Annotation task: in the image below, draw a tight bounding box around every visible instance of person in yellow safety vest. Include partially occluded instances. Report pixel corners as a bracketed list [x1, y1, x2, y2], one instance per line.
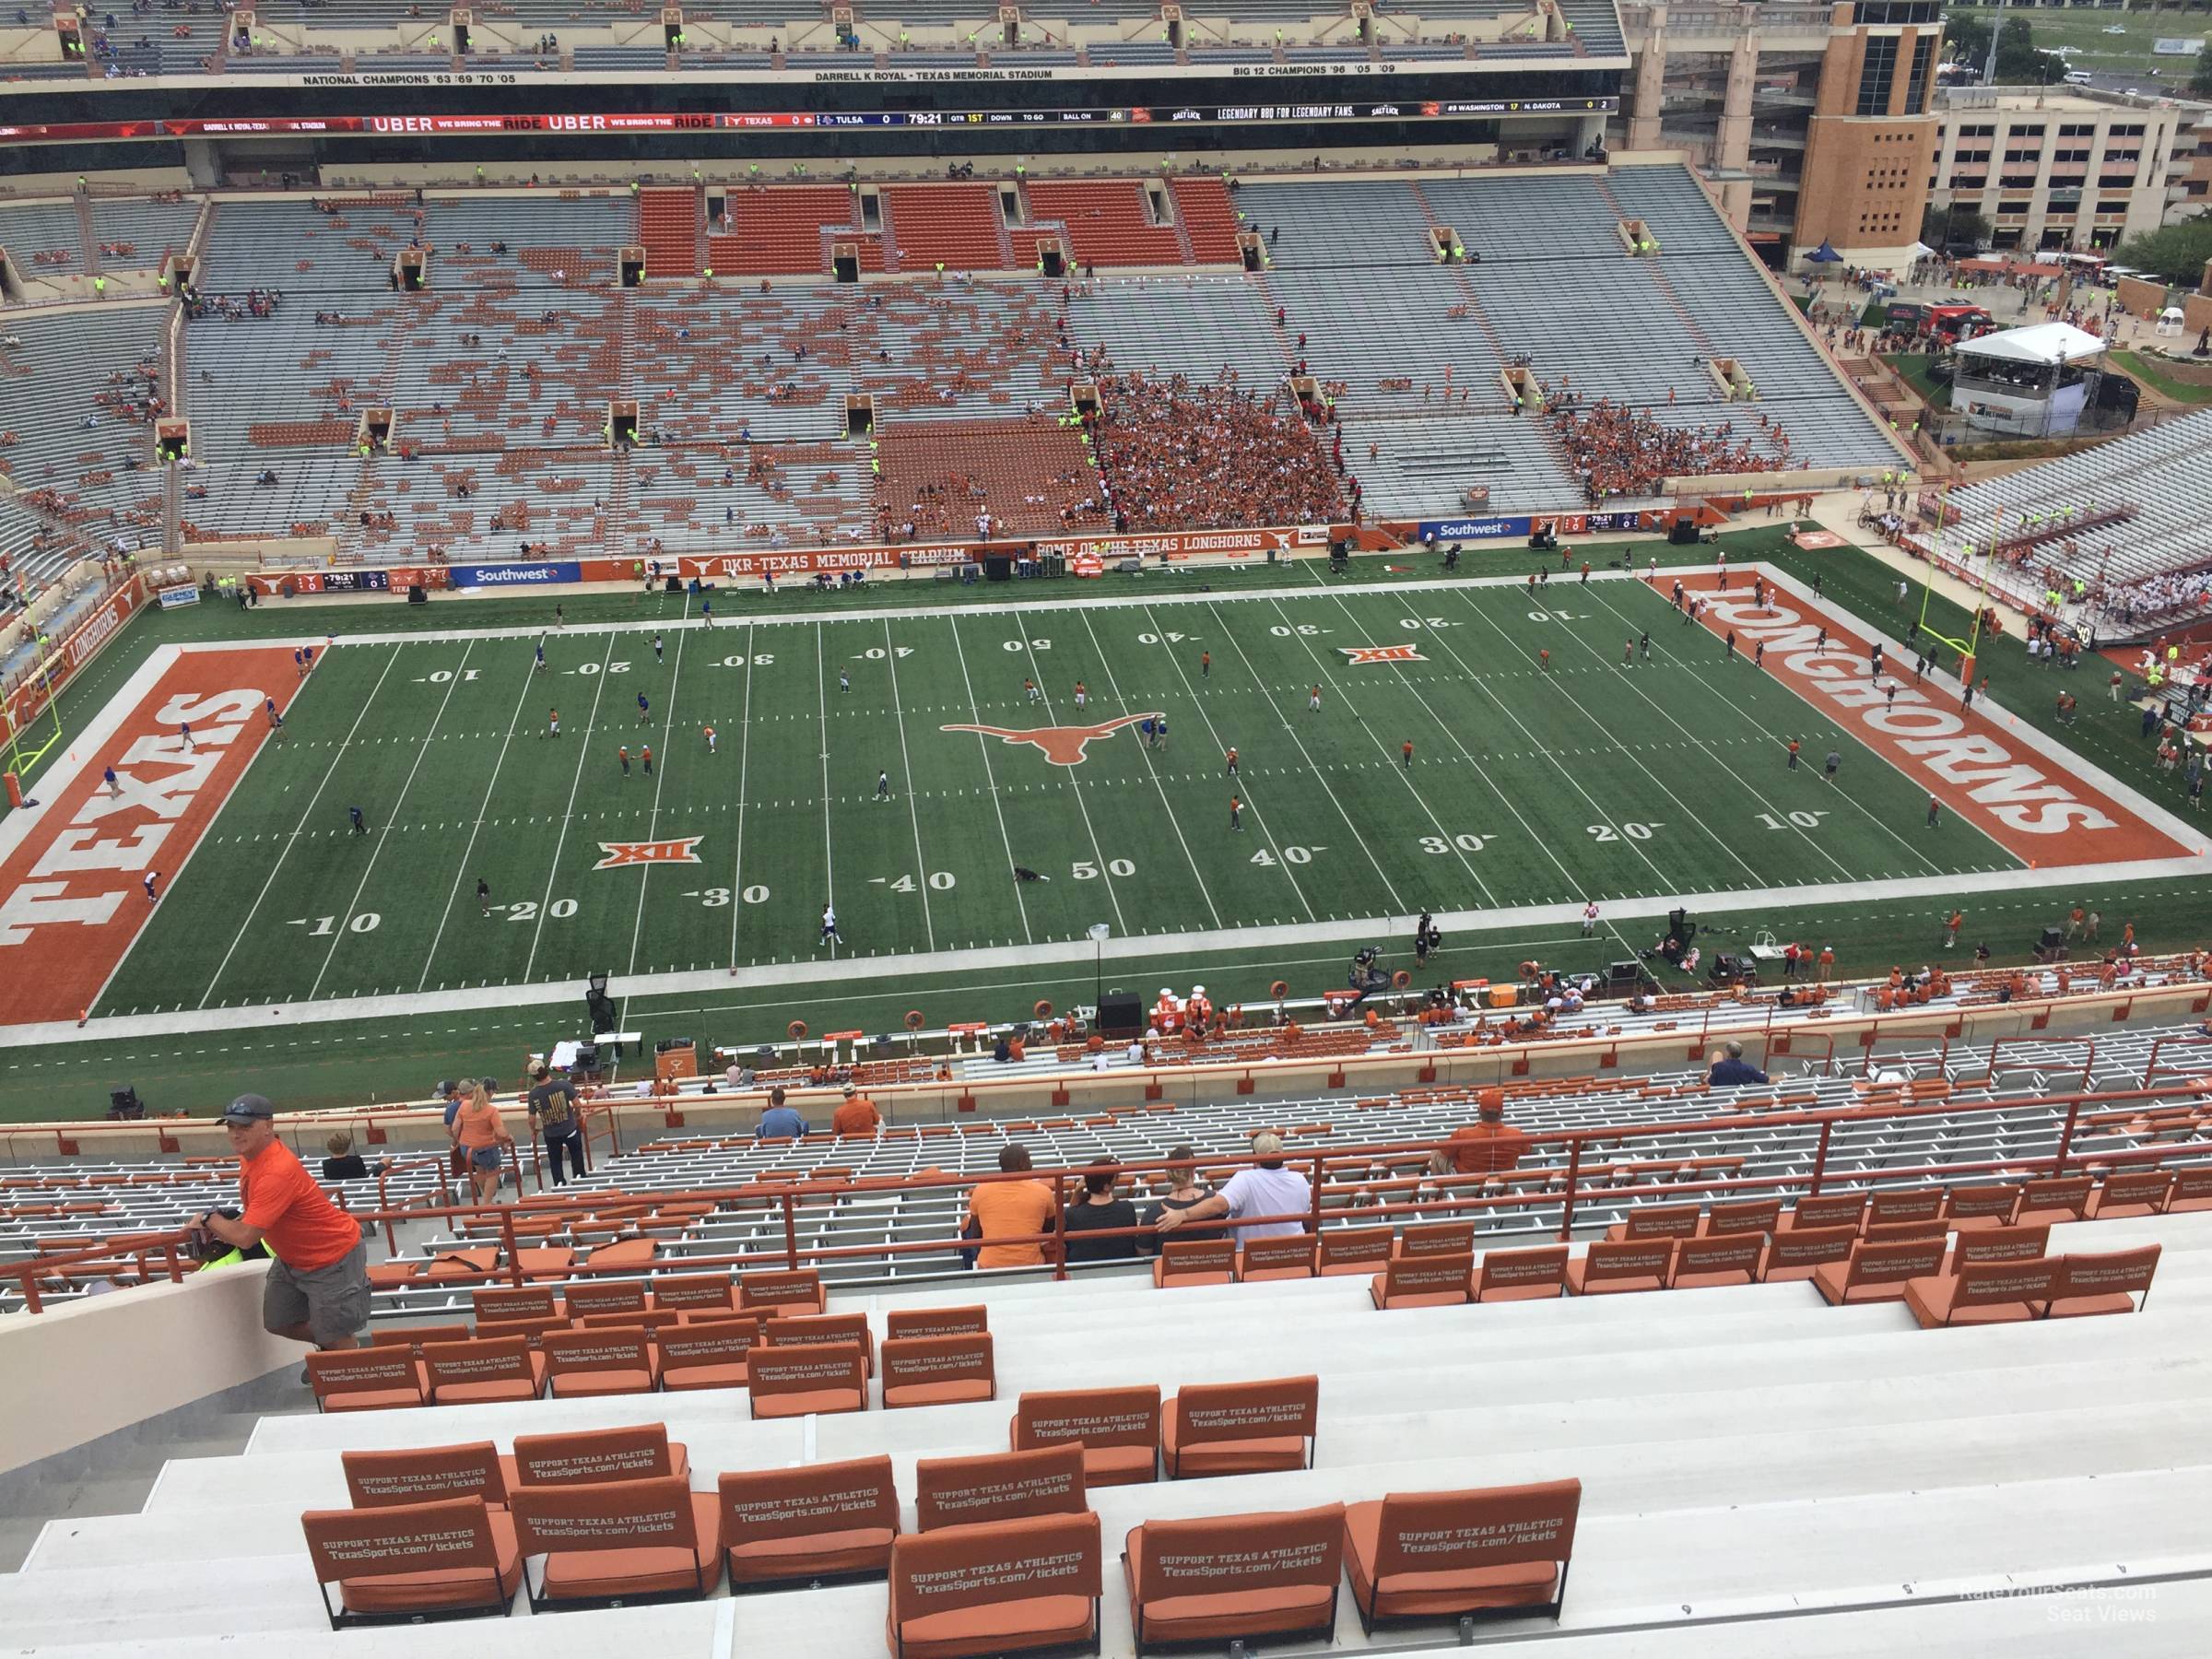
[156, 272, 169, 293]
[935, 262, 945, 276]
[629, 180, 640, 194]
[92, 275, 106, 296]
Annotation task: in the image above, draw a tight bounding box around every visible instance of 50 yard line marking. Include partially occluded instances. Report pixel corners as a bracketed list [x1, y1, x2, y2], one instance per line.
[882, 616, 935, 952]
[524, 631, 617, 982]
[947, 615, 1030, 944]
[310, 641, 477, 1001]
[727, 620, 757, 971]
[196, 644, 405, 1009]
[1013, 610, 1126, 935]
[816, 623, 839, 959]
[415, 647, 543, 991]
[626, 598, 691, 975]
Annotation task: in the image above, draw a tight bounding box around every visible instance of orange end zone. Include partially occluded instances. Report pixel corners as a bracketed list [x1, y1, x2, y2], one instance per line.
[0, 647, 306, 1024]
[1676, 572, 2191, 869]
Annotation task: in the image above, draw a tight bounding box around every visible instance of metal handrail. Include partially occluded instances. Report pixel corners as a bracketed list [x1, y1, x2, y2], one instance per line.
[4, 1079, 2204, 1312]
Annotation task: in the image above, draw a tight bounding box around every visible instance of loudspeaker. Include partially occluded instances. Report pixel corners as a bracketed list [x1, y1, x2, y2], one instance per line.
[665, 575, 683, 594]
[984, 555, 1012, 582]
[1096, 992, 1144, 1039]
[1669, 519, 1700, 546]
[406, 584, 427, 604]
[1116, 557, 1142, 575]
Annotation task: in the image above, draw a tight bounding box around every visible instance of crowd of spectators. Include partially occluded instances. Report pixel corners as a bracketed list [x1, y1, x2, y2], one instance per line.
[1551, 397, 1795, 502]
[2100, 567, 2211, 628]
[184, 286, 282, 323]
[1090, 372, 1347, 532]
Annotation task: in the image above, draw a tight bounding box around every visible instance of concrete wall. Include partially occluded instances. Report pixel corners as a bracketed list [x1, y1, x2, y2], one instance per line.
[0, 1261, 299, 1477]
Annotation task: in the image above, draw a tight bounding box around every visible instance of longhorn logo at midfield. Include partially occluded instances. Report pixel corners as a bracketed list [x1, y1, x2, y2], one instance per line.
[939, 713, 1162, 767]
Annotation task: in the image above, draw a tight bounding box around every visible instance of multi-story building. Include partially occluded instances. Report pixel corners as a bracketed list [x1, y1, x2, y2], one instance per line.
[1928, 88, 2181, 253]
[1620, 0, 1942, 268]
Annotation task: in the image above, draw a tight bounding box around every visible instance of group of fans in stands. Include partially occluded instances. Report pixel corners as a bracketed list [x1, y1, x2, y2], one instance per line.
[1552, 397, 1796, 502]
[1091, 371, 1348, 531]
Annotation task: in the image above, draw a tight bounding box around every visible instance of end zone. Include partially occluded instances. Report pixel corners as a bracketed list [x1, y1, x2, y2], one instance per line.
[0, 645, 305, 1024]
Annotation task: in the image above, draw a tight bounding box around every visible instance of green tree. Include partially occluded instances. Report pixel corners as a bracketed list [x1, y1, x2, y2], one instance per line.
[2112, 218, 2212, 287]
[1993, 17, 2065, 86]
[1923, 205, 1992, 252]
[1944, 9, 1992, 71]
[2191, 41, 2212, 98]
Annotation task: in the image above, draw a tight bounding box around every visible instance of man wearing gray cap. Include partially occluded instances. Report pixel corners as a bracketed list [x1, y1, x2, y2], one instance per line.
[194, 1094, 371, 1363]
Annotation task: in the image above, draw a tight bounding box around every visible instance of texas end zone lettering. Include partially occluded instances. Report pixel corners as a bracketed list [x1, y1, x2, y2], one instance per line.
[1691, 581, 2189, 865]
[0, 649, 299, 1024]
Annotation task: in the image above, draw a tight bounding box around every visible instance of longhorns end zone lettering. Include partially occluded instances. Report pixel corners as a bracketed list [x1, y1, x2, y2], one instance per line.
[594, 836, 705, 870]
[1340, 645, 1427, 664]
[939, 713, 1161, 766]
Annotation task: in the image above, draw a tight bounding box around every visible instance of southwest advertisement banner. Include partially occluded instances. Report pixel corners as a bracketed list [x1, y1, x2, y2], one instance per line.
[1409, 510, 1663, 542]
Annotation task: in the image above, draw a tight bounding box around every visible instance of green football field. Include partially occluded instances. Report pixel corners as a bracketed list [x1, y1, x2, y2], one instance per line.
[99, 573, 2026, 1017]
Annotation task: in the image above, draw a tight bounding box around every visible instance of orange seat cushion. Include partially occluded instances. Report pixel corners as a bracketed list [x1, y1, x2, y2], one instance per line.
[1159, 1421, 1304, 1477]
[538, 1491, 723, 1602]
[1564, 1263, 1665, 1296]
[2042, 1291, 2138, 1319]
[435, 1379, 540, 1406]
[1476, 1279, 1563, 1303]
[1672, 1265, 1758, 1290]
[752, 1385, 865, 1419]
[1810, 1260, 1913, 1306]
[338, 1510, 521, 1615]
[501, 1445, 688, 1494]
[726, 1524, 893, 1584]
[548, 1367, 658, 1398]
[1080, 1444, 1157, 1486]
[1343, 1500, 1557, 1618]
[662, 1361, 750, 1392]
[1152, 1262, 1235, 1288]
[890, 1594, 1096, 1659]
[1124, 1544, 1332, 1642]
[1901, 1275, 2038, 1329]
[884, 1378, 994, 1409]
[321, 1386, 426, 1413]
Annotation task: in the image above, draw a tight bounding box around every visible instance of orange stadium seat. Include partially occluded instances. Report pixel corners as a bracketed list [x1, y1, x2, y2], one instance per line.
[649, 1273, 738, 1316]
[2039, 1245, 2161, 1318]
[1239, 1235, 1318, 1282]
[1943, 1182, 2024, 1231]
[747, 1338, 867, 1418]
[915, 1443, 1087, 1534]
[882, 1333, 996, 1409]
[1343, 1480, 1581, 1632]
[1778, 1193, 1866, 1233]
[508, 1424, 688, 1496]
[302, 1496, 519, 1628]
[1760, 1223, 1860, 1282]
[657, 1316, 763, 1392]
[542, 1326, 661, 1397]
[1698, 1197, 1782, 1236]
[886, 1512, 1102, 1659]
[1604, 1202, 1701, 1243]
[473, 1285, 561, 1327]
[511, 1474, 724, 1609]
[740, 1266, 827, 1320]
[1945, 1223, 2051, 1276]
[1863, 1187, 1947, 1230]
[885, 1304, 989, 1340]
[1153, 1237, 1235, 1288]
[1475, 1245, 1570, 1302]
[422, 1335, 545, 1405]
[1813, 1237, 1950, 1307]
[563, 1279, 649, 1318]
[1394, 1219, 1476, 1257]
[765, 1310, 877, 1376]
[1124, 1502, 1344, 1653]
[1011, 1385, 1160, 1486]
[1902, 1256, 2059, 1329]
[342, 1441, 509, 1512]
[2085, 1170, 2176, 1219]
[2166, 1166, 2212, 1212]
[2015, 1176, 2096, 1228]
[1564, 1239, 1674, 1296]
[305, 1344, 428, 1413]
[1315, 1226, 1394, 1277]
[1369, 1251, 1474, 1311]
[1669, 1230, 1767, 1288]
[718, 1454, 900, 1590]
[1161, 1376, 1318, 1479]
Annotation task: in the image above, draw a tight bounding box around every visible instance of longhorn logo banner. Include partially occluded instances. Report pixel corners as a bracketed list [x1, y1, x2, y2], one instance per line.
[594, 836, 704, 870]
[939, 713, 1161, 767]
[1339, 645, 1427, 664]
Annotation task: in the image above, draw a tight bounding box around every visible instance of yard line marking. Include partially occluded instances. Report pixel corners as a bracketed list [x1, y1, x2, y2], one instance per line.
[882, 616, 936, 952]
[1582, 582, 1953, 881]
[815, 623, 839, 960]
[947, 615, 1030, 944]
[309, 641, 477, 1001]
[524, 632, 617, 982]
[197, 644, 405, 1009]
[1076, 608, 1222, 931]
[627, 594, 692, 976]
[1434, 589, 1773, 888]
[728, 620, 757, 971]
[1012, 609, 1126, 935]
[416, 647, 543, 991]
[1214, 599, 1409, 912]
[1287, 594, 1501, 909]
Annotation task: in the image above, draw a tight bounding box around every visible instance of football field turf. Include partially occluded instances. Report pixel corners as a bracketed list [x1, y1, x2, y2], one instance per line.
[95, 571, 2042, 1017]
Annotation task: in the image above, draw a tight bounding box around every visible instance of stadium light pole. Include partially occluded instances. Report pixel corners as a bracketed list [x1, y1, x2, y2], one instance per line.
[1088, 923, 1110, 1015]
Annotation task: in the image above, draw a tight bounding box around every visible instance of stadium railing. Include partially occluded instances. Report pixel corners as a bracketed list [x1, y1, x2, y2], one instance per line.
[5, 1080, 2207, 1312]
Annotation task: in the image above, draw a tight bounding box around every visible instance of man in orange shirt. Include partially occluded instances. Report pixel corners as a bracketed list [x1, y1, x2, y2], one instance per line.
[831, 1082, 881, 1137]
[196, 1093, 369, 1359]
[964, 1144, 1054, 1268]
[1445, 1089, 1530, 1174]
